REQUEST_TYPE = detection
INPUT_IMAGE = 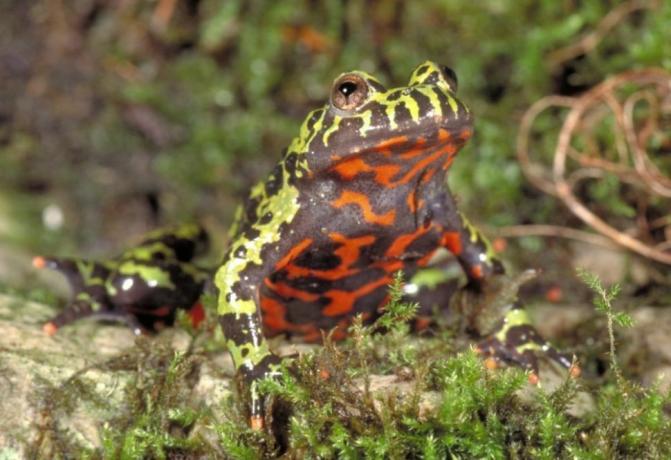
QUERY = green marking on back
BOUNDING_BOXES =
[143,223,203,242]
[75,260,112,286]
[322,115,341,146]
[216,108,319,316]
[123,242,172,261]
[116,261,175,289]
[287,108,326,171]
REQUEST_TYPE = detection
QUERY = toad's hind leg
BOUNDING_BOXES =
[431,190,574,375]
[33,256,112,335]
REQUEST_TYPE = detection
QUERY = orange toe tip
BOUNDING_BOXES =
[484,357,498,370]
[43,322,58,336]
[250,416,264,431]
[319,368,331,380]
[528,373,540,385]
[32,256,46,269]
[569,365,582,379]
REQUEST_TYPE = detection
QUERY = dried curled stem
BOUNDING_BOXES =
[517,68,671,264]
[547,0,660,69]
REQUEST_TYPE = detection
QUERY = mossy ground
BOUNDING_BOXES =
[12,276,669,459]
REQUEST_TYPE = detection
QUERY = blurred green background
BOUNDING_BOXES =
[1,0,669,279]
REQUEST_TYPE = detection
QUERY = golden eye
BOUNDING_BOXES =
[331,74,368,110]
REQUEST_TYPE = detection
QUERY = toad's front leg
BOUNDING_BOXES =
[427,186,574,375]
[216,254,283,430]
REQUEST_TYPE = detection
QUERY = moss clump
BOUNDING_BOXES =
[98,347,209,460]
[213,274,671,459]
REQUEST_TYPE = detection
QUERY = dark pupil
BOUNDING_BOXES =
[339,81,358,96]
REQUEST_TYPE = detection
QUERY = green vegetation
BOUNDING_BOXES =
[209,274,670,458]
[99,350,204,459]
[72,273,667,458]
[2,1,670,253]
[576,268,633,382]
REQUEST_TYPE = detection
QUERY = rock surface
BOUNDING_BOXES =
[0,293,233,457]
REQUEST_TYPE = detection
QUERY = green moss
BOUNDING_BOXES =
[210,275,670,458]
[96,346,211,460]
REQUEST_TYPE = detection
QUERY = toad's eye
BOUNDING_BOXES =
[441,66,458,92]
[331,74,368,110]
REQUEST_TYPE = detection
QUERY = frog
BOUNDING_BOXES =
[215,61,574,430]
[33,223,210,335]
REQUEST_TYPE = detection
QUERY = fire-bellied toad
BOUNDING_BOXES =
[215,61,572,429]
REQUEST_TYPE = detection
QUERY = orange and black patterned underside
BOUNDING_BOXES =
[255,131,472,342]
[259,230,444,341]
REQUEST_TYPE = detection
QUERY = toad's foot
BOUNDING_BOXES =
[476,307,579,382]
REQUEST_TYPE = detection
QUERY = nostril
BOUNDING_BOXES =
[442,66,458,92]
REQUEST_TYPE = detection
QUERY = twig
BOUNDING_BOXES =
[547,0,660,69]
[492,224,618,249]
[517,68,671,264]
